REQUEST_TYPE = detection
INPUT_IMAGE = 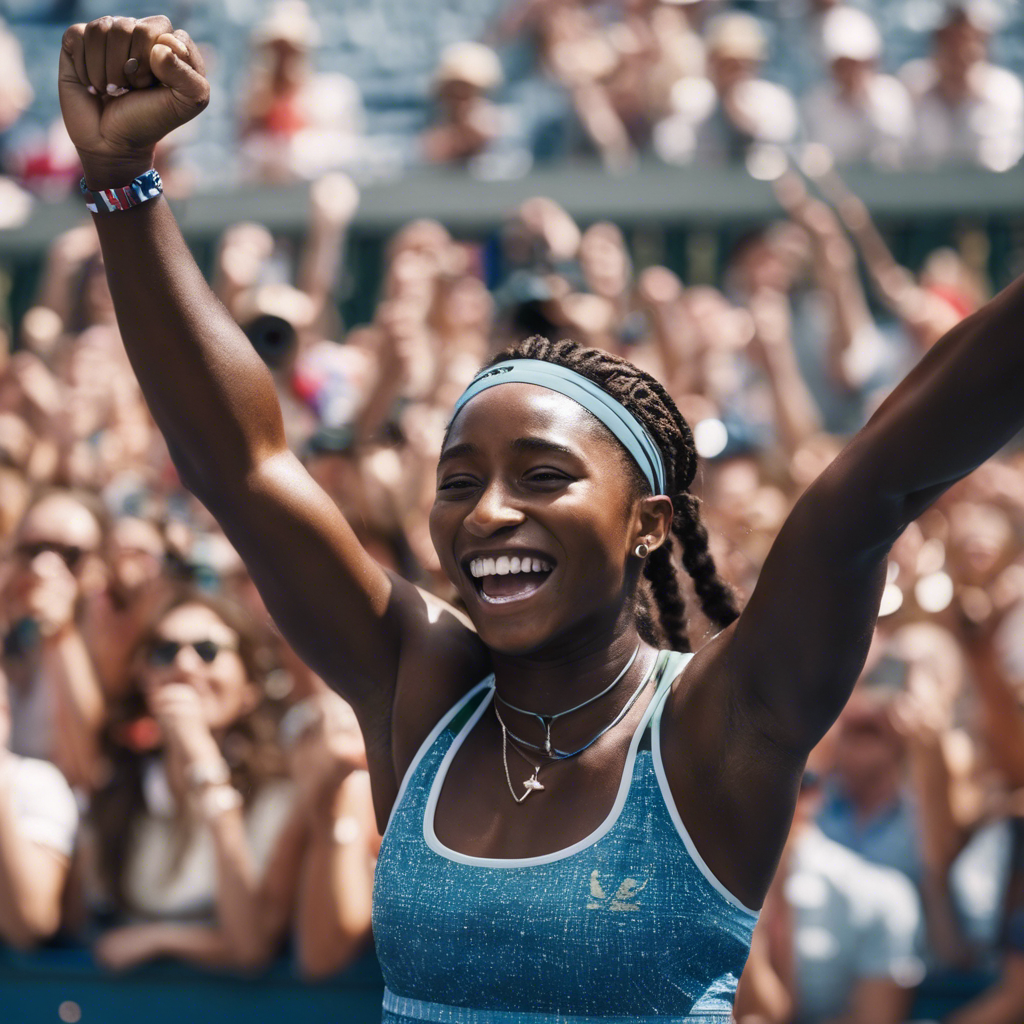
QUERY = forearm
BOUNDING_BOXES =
[967,645,1024,788]
[0,759,63,946]
[295,782,374,978]
[206,804,271,969]
[87,195,287,495]
[849,274,1024,508]
[40,626,104,791]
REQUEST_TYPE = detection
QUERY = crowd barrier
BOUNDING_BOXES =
[0,945,386,1023]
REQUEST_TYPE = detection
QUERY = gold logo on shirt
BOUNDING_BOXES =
[587,870,650,911]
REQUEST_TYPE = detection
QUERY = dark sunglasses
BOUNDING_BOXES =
[146,638,237,667]
[15,540,86,571]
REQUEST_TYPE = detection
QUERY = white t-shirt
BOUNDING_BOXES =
[788,826,924,1023]
[123,760,293,920]
[8,754,79,859]
[803,75,914,168]
[901,59,1024,172]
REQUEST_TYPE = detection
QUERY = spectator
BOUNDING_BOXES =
[802,8,914,168]
[1,489,107,792]
[90,591,292,971]
[735,769,924,1023]
[654,13,798,166]
[901,1,1024,171]
[239,0,364,182]
[421,42,504,167]
[0,666,78,949]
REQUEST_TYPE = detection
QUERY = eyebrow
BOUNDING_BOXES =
[437,437,581,467]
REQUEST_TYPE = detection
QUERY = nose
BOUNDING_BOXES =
[463,479,526,538]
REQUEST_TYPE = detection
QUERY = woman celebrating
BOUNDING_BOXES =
[58,16,1024,1021]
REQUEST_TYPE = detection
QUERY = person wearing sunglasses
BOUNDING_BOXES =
[0,489,107,793]
[89,589,293,973]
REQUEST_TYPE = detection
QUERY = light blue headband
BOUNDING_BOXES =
[450,359,667,495]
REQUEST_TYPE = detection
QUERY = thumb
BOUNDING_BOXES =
[150,34,209,122]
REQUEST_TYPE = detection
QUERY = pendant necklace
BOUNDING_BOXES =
[493,643,640,756]
[493,648,655,803]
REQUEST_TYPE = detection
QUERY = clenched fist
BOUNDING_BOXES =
[59,16,209,187]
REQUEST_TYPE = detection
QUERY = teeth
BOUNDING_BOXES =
[468,555,554,578]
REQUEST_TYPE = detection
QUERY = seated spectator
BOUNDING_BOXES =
[735,769,924,1024]
[802,7,914,169]
[239,0,364,182]
[0,666,78,949]
[90,591,292,972]
[421,43,504,167]
[654,13,798,166]
[1,489,107,792]
[900,1,1024,171]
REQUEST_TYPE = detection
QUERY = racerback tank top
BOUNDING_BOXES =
[372,650,759,1023]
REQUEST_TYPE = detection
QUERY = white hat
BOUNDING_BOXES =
[822,7,882,62]
[253,0,320,49]
[434,41,503,91]
[705,13,766,62]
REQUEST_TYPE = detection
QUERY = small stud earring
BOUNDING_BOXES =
[634,540,650,558]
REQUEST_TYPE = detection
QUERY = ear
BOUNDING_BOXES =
[634,495,674,554]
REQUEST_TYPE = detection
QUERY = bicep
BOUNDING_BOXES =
[203,450,402,701]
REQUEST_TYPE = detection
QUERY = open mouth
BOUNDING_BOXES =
[466,554,555,605]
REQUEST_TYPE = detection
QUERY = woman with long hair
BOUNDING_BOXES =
[90,588,290,971]
[58,16,1024,1021]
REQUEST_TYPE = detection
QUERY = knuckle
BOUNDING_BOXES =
[62,23,86,47]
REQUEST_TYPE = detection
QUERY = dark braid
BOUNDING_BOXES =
[484,336,740,648]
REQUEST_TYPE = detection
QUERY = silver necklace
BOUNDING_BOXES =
[493,651,655,803]
[493,644,640,756]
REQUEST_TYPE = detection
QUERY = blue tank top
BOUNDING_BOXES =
[372,650,759,1023]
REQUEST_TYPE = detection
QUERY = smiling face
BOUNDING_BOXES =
[140,603,256,732]
[430,383,651,655]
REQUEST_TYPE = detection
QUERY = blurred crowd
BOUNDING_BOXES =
[1,0,1024,200]
[0,136,1022,1021]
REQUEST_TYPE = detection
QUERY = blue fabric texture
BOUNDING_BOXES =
[449,360,667,495]
[372,651,758,1023]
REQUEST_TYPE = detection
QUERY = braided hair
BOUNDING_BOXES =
[482,336,739,651]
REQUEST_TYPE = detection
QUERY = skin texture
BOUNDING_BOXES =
[58,17,1024,912]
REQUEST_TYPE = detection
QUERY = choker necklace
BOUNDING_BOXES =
[493,644,640,757]
[494,649,655,804]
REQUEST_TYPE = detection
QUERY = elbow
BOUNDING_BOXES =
[296,930,369,981]
[3,899,62,950]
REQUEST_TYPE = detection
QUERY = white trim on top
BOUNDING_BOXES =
[423,653,667,869]
[385,679,493,835]
[650,680,760,918]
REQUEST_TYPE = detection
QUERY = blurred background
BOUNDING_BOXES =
[1,0,1024,1022]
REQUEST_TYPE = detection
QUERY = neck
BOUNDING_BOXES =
[489,620,658,756]
[845,772,901,820]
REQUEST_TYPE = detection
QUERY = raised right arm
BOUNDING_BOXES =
[57,18,487,815]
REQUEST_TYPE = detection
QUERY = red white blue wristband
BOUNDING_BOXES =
[80,168,163,214]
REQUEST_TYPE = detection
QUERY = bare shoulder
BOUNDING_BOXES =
[364,572,490,825]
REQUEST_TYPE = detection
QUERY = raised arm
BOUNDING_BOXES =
[726,259,1024,754]
[57,17,487,820]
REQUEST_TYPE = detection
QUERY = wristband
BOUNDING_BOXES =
[80,168,163,214]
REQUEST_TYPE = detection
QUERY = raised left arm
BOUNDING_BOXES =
[723,269,1024,752]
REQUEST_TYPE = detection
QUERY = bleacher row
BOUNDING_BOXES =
[6,0,1024,187]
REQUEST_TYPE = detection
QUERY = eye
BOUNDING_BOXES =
[524,469,572,486]
[437,475,479,494]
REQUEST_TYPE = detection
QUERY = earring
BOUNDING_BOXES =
[634,540,650,558]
